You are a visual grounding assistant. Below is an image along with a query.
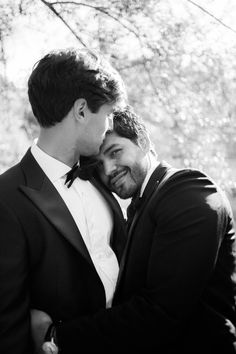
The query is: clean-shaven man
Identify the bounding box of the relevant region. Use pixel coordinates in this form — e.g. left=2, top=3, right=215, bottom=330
left=0, top=48, right=127, bottom=354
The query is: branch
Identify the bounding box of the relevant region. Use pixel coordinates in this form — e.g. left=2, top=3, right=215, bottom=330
left=48, top=1, right=141, bottom=39
left=187, top=0, right=236, bottom=34
left=39, top=0, right=163, bottom=102
left=39, top=0, right=88, bottom=47
left=41, top=2, right=162, bottom=65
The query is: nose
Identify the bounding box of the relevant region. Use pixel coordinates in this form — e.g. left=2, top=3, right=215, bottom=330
left=108, top=115, right=113, bottom=130
left=103, top=159, right=116, bottom=177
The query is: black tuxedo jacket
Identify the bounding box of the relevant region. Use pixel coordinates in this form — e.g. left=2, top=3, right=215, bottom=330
left=58, top=163, right=236, bottom=354
left=0, top=149, right=127, bottom=354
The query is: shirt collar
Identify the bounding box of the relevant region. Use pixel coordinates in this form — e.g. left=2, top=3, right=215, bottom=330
left=31, top=141, right=72, bottom=183
left=140, top=153, right=159, bottom=197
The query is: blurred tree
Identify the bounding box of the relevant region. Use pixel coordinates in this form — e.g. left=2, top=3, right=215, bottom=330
left=0, top=0, right=236, bottom=197
left=0, top=0, right=30, bottom=172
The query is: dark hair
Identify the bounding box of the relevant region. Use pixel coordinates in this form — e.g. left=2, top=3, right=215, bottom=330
left=109, top=105, right=156, bottom=155
left=110, top=105, right=147, bottom=143
left=28, top=48, right=126, bottom=127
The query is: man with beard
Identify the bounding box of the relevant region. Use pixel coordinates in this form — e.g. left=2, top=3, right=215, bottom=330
left=32, top=105, right=236, bottom=354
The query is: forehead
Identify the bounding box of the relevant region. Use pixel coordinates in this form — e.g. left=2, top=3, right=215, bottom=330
left=99, top=132, right=136, bottom=157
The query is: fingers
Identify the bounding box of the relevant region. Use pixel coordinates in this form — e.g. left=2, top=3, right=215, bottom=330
left=42, top=341, right=58, bottom=354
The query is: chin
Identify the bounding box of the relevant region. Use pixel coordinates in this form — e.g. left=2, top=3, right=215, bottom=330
left=115, top=187, right=135, bottom=200
left=114, top=179, right=138, bottom=199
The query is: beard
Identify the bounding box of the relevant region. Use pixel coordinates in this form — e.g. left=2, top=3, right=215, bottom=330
left=109, top=162, right=147, bottom=199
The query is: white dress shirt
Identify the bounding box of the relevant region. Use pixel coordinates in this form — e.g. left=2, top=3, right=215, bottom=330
left=31, top=142, right=119, bottom=308
left=140, top=153, right=159, bottom=197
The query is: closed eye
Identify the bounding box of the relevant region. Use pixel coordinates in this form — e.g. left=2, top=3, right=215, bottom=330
left=110, top=149, right=122, bottom=158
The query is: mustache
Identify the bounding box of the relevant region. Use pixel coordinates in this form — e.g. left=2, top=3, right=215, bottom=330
left=108, top=168, right=128, bottom=187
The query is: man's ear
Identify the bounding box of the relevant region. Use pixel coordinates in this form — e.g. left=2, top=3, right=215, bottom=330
left=137, top=131, right=151, bottom=153
left=73, top=98, right=87, bottom=121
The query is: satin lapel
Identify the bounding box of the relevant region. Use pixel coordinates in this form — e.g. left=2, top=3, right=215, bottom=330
left=115, top=162, right=170, bottom=289
left=19, top=149, right=93, bottom=266
left=128, top=162, right=170, bottom=236
left=90, top=177, right=127, bottom=262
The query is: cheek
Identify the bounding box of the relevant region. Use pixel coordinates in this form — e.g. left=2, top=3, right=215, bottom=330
left=121, top=156, right=134, bottom=167
left=98, top=119, right=107, bottom=134
left=98, top=170, right=108, bottom=185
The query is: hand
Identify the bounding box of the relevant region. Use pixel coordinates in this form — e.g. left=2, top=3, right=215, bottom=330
left=42, top=339, right=58, bottom=354
left=31, top=309, right=53, bottom=354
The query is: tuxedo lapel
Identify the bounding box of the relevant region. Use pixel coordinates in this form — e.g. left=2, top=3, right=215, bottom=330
left=19, top=149, right=93, bottom=266
left=115, top=162, right=171, bottom=289
left=128, top=162, right=170, bottom=235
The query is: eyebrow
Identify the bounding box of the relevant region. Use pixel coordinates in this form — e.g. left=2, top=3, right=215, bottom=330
left=103, top=143, right=120, bottom=156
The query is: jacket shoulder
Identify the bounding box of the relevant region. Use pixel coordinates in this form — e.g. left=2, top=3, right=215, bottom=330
left=153, top=167, right=221, bottom=207
left=165, top=167, right=216, bottom=187
left=0, top=161, right=24, bottom=192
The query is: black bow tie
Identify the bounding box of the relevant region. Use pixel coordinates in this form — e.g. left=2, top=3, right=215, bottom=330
left=65, top=159, right=98, bottom=188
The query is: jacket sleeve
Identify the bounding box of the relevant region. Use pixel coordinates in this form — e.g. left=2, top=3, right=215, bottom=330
left=0, top=199, right=32, bottom=354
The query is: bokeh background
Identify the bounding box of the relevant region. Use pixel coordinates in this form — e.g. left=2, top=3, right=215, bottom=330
left=1, top=0, right=236, bottom=215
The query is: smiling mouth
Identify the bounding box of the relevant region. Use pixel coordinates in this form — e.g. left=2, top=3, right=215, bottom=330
left=110, top=170, right=128, bottom=188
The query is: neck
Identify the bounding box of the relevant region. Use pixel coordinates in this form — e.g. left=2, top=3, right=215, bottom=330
left=147, top=151, right=159, bottom=170
left=139, top=152, right=159, bottom=197
left=37, top=126, right=79, bottom=167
